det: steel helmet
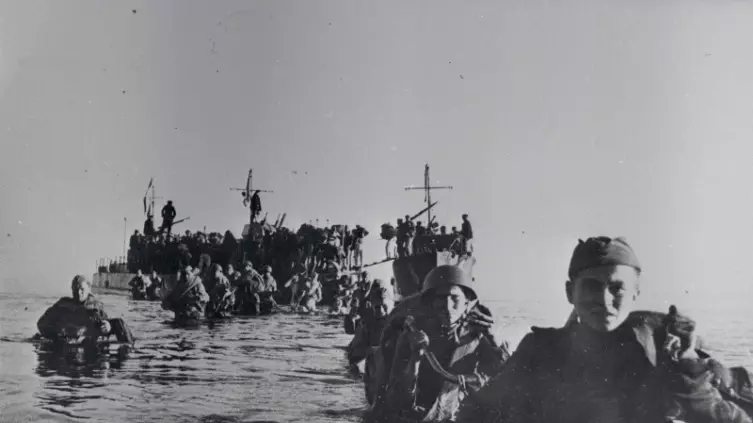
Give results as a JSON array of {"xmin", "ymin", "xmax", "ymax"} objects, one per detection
[{"xmin": 421, "ymin": 265, "xmax": 476, "ymax": 299}]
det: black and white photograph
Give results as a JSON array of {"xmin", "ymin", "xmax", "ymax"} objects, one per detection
[{"xmin": 2, "ymin": 1, "xmax": 753, "ymax": 422}]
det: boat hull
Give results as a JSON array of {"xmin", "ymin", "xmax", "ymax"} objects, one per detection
[
  {"xmin": 91, "ymin": 272, "xmax": 179, "ymax": 296},
  {"xmin": 391, "ymin": 251, "xmax": 475, "ymax": 298}
]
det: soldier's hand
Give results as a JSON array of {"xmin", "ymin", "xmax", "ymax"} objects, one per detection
[
  {"xmin": 405, "ymin": 330, "xmax": 430, "ymax": 353},
  {"xmin": 468, "ymin": 307, "xmax": 494, "ymax": 330},
  {"xmin": 662, "ymin": 306, "xmax": 700, "ymax": 362}
]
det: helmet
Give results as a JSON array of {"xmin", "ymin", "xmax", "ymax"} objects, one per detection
[{"xmin": 421, "ymin": 265, "xmax": 476, "ymax": 299}]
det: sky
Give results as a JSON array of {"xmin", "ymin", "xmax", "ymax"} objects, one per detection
[{"xmin": 2, "ymin": 0, "xmax": 753, "ymax": 312}]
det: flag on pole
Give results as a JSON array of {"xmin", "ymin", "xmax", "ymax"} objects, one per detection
[
  {"xmin": 242, "ymin": 169, "xmax": 252, "ymax": 207},
  {"xmin": 424, "ymin": 164, "xmax": 429, "ymax": 203},
  {"xmin": 143, "ymin": 178, "xmax": 153, "ymax": 215}
]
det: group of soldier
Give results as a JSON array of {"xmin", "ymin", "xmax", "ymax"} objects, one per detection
[
  {"xmin": 37, "ymin": 233, "xmax": 753, "ymax": 422},
  {"xmin": 383, "ymin": 213, "xmax": 474, "ymax": 259},
  {"xmin": 341, "ymin": 236, "xmax": 753, "ymax": 423}
]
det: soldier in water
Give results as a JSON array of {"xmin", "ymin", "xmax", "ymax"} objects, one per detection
[
  {"xmin": 456, "ymin": 236, "xmax": 753, "ymax": 423},
  {"xmin": 161, "ymin": 265, "xmax": 209, "ymax": 325},
  {"xmin": 346, "ymin": 278, "xmax": 395, "ymax": 368},
  {"xmin": 366, "ymin": 265, "xmax": 510, "ymax": 423},
  {"xmin": 37, "ymin": 275, "xmax": 134, "ymax": 345}
]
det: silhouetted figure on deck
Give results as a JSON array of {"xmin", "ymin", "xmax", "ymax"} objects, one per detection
[
  {"xmin": 461, "ymin": 213, "xmax": 473, "ymax": 254},
  {"xmin": 160, "ymin": 200, "xmax": 176, "ymax": 236},
  {"xmin": 250, "ymin": 191, "xmax": 262, "ymax": 223},
  {"xmin": 143, "ymin": 215, "xmax": 155, "ymax": 237}
]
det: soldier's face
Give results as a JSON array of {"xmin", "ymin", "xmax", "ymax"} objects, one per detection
[
  {"xmin": 567, "ymin": 264, "xmax": 640, "ymax": 332},
  {"xmin": 431, "ymin": 285, "xmax": 469, "ymax": 326},
  {"xmin": 72, "ymin": 283, "xmax": 91, "ymax": 302}
]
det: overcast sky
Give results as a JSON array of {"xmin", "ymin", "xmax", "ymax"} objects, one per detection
[{"xmin": 2, "ymin": 0, "xmax": 753, "ymax": 311}]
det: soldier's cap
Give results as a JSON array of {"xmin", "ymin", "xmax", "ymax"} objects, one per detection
[
  {"xmin": 568, "ymin": 236, "xmax": 641, "ymax": 280},
  {"xmin": 71, "ymin": 274, "xmax": 91, "ymax": 288}
]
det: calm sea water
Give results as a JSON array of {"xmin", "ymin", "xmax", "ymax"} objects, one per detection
[{"xmin": 0, "ymin": 290, "xmax": 751, "ymax": 422}]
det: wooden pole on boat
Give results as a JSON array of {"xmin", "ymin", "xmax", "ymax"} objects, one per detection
[
  {"xmin": 122, "ymin": 217, "xmax": 127, "ymax": 258},
  {"xmin": 404, "ymin": 164, "xmax": 453, "ymax": 226}
]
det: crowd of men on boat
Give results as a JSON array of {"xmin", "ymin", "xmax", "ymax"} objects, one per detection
[
  {"xmin": 123, "ymin": 209, "xmax": 371, "ymax": 281},
  {"xmin": 382, "ymin": 213, "xmax": 474, "ymax": 259}
]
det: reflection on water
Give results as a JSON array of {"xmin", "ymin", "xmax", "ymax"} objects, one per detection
[{"xmin": 1, "ymin": 292, "xmax": 365, "ymax": 422}]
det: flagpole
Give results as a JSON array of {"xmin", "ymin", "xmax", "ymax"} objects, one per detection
[{"xmin": 123, "ymin": 217, "xmax": 127, "ymax": 259}]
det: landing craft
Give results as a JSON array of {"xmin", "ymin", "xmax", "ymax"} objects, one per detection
[{"xmin": 369, "ymin": 163, "xmax": 474, "ymax": 301}]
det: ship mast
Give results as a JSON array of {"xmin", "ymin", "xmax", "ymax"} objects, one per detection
[
  {"xmin": 229, "ymin": 168, "xmax": 274, "ymax": 226},
  {"xmin": 404, "ymin": 164, "xmax": 453, "ymax": 227},
  {"xmin": 144, "ymin": 178, "xmax": 162, "ymax": 218}
]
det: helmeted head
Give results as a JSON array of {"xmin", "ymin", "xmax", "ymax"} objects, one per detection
[
  {"xmin": 566, "ymin": 236, "xmax": 642, "ymax": 333},
  {"xmin": 421, "ymin": 265, "xmax": 477, "ymax": 327},
  {"xmin": 264, "ymin": 265, "xmax": 272, "ymax": 274},
  {"xmin": 71, "ymin": 275, "xmax": 91, "ymax": 303}
]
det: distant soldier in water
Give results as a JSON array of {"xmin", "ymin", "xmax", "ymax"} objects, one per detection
[
  {"xmin": 161, "ymin": 265, "xmax": 209, "ymax": 324},
  {"xmin": 345, "ymin": 271, "xmax": 373, "ymax": 333},
  {"xmin": 346, "ymin": 278, "xmax": 395, "ymax": 368},
  {"xmin": 297, "ymin": 271, "xmax": 323, "ymax": 313},
  {"xmin": 284, "ymin": 271, "xmax": 308, "ymax": 307},
  {"xmin": 128, "ymin": 269, "xmax": 150, "ymax": 300},
  {"xmin": 225, "ymin": 263, "xmax": 241, "ymax": 286},
  {"xmin": 235, "ymin": 261, "xmax": 270, "ymax": 315},
  {"xmin": 205, "ymin": 264, "xmax": 234, "ymax": 319},
  {"xmin": 456, "ymin": 236, "xmax": 753, "ymax": 423},
  {"xmin": 146, "ymin": 270, "xmax": 163, "ymax": 301},
  {"xmin": 37, "ymin": 275, "xmax": 134, "ymax": 345},
  {"xmin": 160, "ymin": 200, "xmax": 177, "ymax": 236}
]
